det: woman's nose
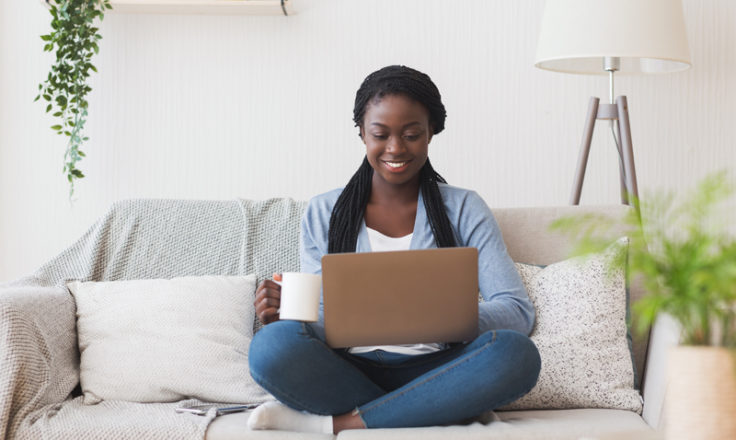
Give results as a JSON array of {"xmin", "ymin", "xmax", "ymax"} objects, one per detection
[{"xmin": 386, "ymin": 136, "xmax": 405, "ymax": 153}]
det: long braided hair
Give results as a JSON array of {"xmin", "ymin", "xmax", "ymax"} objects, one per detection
[{"xmin": 328, "ymin": 65, "xmax": 456, "ymax": 253}]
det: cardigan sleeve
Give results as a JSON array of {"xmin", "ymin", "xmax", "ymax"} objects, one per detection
[
  {"xmin": 299, "ymin": 193, "xmax": 335, "ymax": 325},
  {"xmin": 450, "ymin": 189, "xmax": 535, "ymax": 336}
]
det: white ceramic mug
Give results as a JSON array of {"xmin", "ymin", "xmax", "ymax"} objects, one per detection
[{"xmin": 277, "ymin": 272, "xmax": 321, "ymax": 322}]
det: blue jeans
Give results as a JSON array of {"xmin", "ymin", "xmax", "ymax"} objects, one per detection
[{"xmin": 249, "ymin": 320, "xmax": 540, "ymax": 429}]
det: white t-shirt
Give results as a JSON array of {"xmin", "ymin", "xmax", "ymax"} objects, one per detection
[{"xmin": 348, "ymin": 227, "xmax": 444, "ymax": 356}]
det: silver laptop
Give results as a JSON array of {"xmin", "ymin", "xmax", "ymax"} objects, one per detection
[{"xmin": 321, "ymin": 247, "xmax": 479, "ymax": 348}]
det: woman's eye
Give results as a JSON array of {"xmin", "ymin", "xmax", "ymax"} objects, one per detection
[
  {"xmin": 372, "ymin": 134, "xmax": 388, "ymax": 140},
  {"xmin": 404, "ymin": 134, "xmax": 420, "ymax": 141}
]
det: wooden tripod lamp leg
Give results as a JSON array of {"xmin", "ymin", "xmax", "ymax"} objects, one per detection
[
  {"xmin": 617, "ymin": 96, "xmax": 639, "ymax": 203},
  {"xmin": 570, "ymin": 97, "xmax": 600, "ymax": 205},
  {"xmin": 612, "ymin": 120, "xmax": 629, "ymax": 205}
]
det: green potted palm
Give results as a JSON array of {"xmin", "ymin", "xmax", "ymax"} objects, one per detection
[{"xmin": 551, "ymin": 171, "xmax": 736, "ymax": 439}]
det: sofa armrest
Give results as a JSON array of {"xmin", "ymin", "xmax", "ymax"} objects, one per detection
[
  {"xmin": 640, "ymin": 313, "xmax": 682, "ymax": 430},
  {"xmin": 0, "ymin": 285, "xmax": 79, "ymax": 438}
]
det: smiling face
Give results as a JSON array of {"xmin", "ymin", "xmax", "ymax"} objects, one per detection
[{"xmin": 360, "ymin": 94, "xmax": 433, "ymax": 194}]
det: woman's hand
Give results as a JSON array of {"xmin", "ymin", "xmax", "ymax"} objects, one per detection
[{"xmin": 255, "ymin": 273, "xmax": 282, "ymax": 325}]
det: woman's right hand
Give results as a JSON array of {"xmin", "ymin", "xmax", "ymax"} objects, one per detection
[{"xmin": 254, "ymin": 273, "xmax": 282, "ymax": 325}]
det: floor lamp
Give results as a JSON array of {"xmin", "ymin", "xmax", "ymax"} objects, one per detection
[{"xmin": 534, "ymin": 0, "xmax": 691, "ymax": 206}]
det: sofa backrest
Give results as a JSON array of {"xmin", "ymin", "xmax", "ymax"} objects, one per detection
[
  {"xmin": 26, "ymin": 198, "xmax": 306, "ymax": 289},
  {"xmin": 493, "ymin": 204, "xmax": 647, "ymax": 388},
  {"xmin": 26, "ymin": 199, "xmax": 247, "ymax": 287}
]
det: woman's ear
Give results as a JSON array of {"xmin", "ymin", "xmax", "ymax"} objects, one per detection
[{"xmin": 359, "ymin": 126, "xmax": 366, "ymax": 144}]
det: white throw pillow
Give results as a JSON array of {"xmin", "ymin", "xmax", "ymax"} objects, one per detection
[
  {"xmin": 67, "ymin": 275, "xmax": 272, "ymax": 405},
  {"xmin": 502, "ymin": 239, "xmax": 642, "ymax": 412}
]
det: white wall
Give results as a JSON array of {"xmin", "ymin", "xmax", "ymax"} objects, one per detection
[{"xmin": 1, "ymin": 0, "xmax": 734, "ymax": 282}]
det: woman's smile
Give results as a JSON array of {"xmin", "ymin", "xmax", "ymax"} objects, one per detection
[{"xmin": 383, "ymin": 159, "xmax": 412, "ymax": 172}]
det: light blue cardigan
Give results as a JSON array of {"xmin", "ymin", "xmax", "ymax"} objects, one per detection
[{"xmin": 299, "ymin": 183, "xmax": 535, "ymax": 336}]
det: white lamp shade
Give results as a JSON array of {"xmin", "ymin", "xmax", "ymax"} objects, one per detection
[{"xmin": 535, "ymin": 0, "xmax": 691, "ymax": 75}]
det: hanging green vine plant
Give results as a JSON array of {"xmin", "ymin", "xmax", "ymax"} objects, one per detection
[{"xmin": 35, "ymin": 0, "xmax": 112, "ymax": 200}]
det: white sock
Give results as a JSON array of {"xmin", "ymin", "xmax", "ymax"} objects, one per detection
[{"xmin": 247, "ymin": 401, "xmax": 333, "ymax": 434}]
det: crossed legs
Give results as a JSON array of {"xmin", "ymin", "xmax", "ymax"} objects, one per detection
[{"xmin": 248, "ymin": 320, "xmax": 540, "ymax": 432}]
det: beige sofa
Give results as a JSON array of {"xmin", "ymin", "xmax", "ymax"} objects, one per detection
[{"xmin": 0, "ymin": 199, "xmax": 678, "ymax": 440}]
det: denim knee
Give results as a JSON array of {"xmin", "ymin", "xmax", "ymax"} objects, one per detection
[
  {"xmin": 248, "ymin": 320, "xmax": 309, "ymax": 383},
  {"xmin": 494, "ymin": 330, "xmax": 541, "ymax": 393}
]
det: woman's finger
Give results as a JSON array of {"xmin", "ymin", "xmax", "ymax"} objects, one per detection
[
  {"xmin": 261, "ymin": 279, "xmax": 282, "ymax": 292},
  {"xmin": 257, "ymin": 295, "xmax": 280, "ymax": 311},
  {"xmin": 254, "ymin": 281, "xmax": 281, "ymax": 305},
  {"xmin": 259, "ymin": 307, "xmax": 279, "ymax": 324}
]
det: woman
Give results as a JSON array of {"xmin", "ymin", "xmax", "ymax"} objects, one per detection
[{"xmin": 248, "ymin": 65, "xmax": 541, "ymax": 434}]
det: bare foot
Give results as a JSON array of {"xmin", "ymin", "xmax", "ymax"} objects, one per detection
[{"xmin": 333, "ymin": 411, "xmax": 366, "ymax": 434}]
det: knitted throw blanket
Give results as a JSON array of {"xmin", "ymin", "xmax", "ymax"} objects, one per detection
[{"xmin": 0, "ymin": 198, "xmax": 305, "ymax": 440}]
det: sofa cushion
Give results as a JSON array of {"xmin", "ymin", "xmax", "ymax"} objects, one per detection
[
  {"xmin": 205, "ymin": 408, "xmax": 652, "ymax": 440},
  {"xmin": 340, "ymin": 409, "xmax": 651, "ymax": 440},
  {"xmin": 17, "ymin": 397, "xmax": 216, "ymax": 440},
  {"xmin": 68, "ymin": 275, "xmax": 271, "ymax": 405},
  {"xmin": 500, "ymin": 239, "xmax": 642, "ymax": 412},
  {"xmin": 207, "ymin": 409, "xmax": 334, "ymax": 439}
]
